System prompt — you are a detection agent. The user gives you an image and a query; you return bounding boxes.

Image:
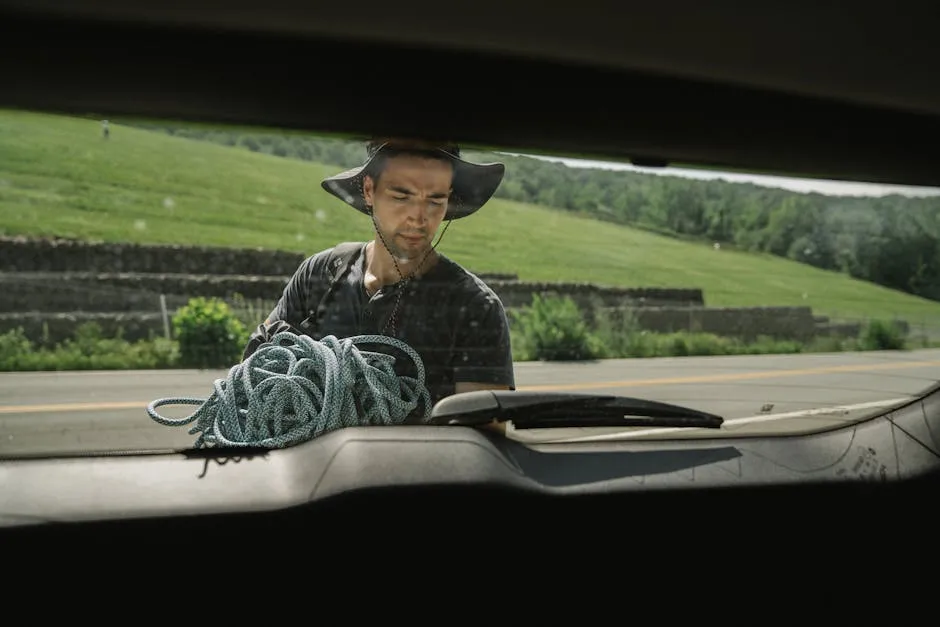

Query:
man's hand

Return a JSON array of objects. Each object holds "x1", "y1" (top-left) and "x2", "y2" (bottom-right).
[
  {"x1": 453, "y1": 382, "x2": 512, "y2": 435},
  {"x1": 242, "y1": 318, "x2": 306, "y2": 361},
  {"x1": 453, "y1": 382, "x2": 512, "y2": 394}
]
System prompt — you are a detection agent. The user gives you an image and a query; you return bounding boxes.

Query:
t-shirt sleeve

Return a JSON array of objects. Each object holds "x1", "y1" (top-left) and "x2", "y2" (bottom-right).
[
  {"x1": 267, "y1": 254, "x2": 322, "y2": 328},
  {"x1": 243, "y1": 254, "x2": 324, "y2": 359},
  {"x1": 451, "y1": 290, "x2": 516, "y2": 389}
]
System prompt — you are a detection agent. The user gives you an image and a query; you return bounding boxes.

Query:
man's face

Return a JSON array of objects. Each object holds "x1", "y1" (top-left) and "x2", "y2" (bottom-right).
[{"x1": 363, "y1": 153, "x2": 453, "y2": 261}]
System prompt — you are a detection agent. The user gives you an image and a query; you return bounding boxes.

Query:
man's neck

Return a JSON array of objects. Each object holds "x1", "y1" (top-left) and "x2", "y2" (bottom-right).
[{"x1": 364, "y1": 240, "x2": 439, "y2": 290}]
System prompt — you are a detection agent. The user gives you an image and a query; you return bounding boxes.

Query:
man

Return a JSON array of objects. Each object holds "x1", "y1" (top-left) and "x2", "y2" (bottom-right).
[{"x1": 244, "y1": 137, "x2": 515, "y2": 413}]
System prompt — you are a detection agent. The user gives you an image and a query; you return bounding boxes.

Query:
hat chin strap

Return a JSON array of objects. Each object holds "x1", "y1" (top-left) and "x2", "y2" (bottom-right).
[
  {"x1": 365, "y1": 206, "x2": 451, "y2": 337},
  {"x1": 367, "y1": 206, "x2": 452, "y2": 276},
  {"x1": 369, "y1": 210, "x2": 412, "y2": 265}
]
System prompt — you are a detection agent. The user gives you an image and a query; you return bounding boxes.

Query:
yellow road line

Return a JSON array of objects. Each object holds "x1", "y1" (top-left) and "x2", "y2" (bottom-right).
[
  {"x1": 0, "y1": 401, "x2": 153, "y2": 415},
  {"x1": 1, "y1": 359, "x2": 938, "y2": 414}
]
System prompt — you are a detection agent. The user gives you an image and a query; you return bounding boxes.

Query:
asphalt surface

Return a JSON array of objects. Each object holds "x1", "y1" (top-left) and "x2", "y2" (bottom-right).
[{"x1": 1, "y1": 349, "x2": 938, "y2": 455}]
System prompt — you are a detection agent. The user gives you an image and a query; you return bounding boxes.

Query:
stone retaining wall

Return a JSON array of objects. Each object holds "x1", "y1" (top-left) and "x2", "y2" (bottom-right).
[
  {"x1": 590, "y1": 306, "x2": 819, "y2": 342},
  {"x1": 0, "y1": 237, "x2": 827, "y2": 345},
  {"x1": 0, "y1": 235, "x2": 303, "y2": 276},
  {"x1": 0, "y1": 305, "x2": 826, "y2": 346},
  {"x1": 0, "y1": 312, "x2": 168, "y2": 346},
  {"x1": 0, "y1": 273, "x2": 283, "y2": 312},
  {"x1": 0, "y1": 236, "x2": 518, "y2": 280},
  {"x1": 492, "y1": 282, "x2": 704, "y2": 309},
  {"x1": 0, "y1": 272, "x2": 705, "y2": 313}
]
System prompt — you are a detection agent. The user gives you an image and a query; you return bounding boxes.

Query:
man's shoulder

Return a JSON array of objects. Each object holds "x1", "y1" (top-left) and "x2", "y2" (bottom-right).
[
  {"x1": 298, "y1": 241, "x2": 366, "y2": 277},
  {"x1": 438, "y1": 256, "x2": 506, "y2": 310},
  {"x1": 307, "y1": 241, "x2": 366, "y2": 262},
  {"x1": 329, "y1": 241, "x2": 367, "y2": 257}
]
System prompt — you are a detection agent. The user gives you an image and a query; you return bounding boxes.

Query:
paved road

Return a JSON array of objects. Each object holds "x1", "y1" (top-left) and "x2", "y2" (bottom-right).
[{"x1": 1, "y1": 349, "x2": 938, "y2": 455}]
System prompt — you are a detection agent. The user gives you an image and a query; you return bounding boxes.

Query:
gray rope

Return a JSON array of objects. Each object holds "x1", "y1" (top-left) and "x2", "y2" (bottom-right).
[{"x1": 147, "y1": 331, "x2": 433, "y2": 449}]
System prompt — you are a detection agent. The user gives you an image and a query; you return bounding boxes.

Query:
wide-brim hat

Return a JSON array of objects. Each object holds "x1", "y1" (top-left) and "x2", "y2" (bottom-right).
[{"x1": 321, "y1": 139, "x2": 505, "y2": 220}]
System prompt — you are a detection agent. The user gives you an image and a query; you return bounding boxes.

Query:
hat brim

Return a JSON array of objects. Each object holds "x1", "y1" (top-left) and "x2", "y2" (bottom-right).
[{"x1": 320, "y1": 147, "x2": 505, "y2": 220}]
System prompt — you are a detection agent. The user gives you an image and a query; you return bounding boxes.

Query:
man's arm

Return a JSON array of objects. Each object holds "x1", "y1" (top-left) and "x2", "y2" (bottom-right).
[
  {"x1": 242, "y1": 254, "x2": 320, "y2": 360},
  {"x1": 454, "y1": 381, "x2": 513, "y2": 393},
  {"x1": 455, "y1": 378, "x2": 512, "y2": 435},
  {"x1": 451, "y1": 291, "x2": 516, "y2": 393},
  {"x1": 450, "y1": 293, "x2": 515, "y2": 434}
]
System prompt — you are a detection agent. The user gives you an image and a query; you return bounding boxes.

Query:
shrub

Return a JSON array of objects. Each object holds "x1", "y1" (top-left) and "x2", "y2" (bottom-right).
[
  {"x1": 510, "y1": 294, "x2": 603, "y2": 361},
  {"x1": 172, "y1": 297, "x2": 248, "y2": 368},
  {"x1": 859, "y1": 319, "x2": 907, "y2": 351}
]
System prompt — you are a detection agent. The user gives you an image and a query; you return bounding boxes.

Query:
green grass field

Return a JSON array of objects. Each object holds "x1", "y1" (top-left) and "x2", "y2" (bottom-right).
[{"x1": 2, "y1": 108, "x2": 939, "y2": 323}]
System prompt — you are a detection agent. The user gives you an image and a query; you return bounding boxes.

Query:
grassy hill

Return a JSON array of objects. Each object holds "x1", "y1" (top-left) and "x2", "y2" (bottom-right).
[{"x1": 2, "y1": 108, "x2": 939, "y2": 323}]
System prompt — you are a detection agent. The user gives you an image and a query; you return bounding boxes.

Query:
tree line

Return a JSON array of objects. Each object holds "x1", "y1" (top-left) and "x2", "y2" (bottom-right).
[{"x1": 128, "y1": 122, "x2": 940, "y2": 302}]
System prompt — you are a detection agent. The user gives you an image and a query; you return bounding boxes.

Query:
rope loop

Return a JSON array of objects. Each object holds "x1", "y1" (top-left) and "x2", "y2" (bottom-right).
[{"x1": 147, "y1": 332, "x2": 433, "y2": 449}]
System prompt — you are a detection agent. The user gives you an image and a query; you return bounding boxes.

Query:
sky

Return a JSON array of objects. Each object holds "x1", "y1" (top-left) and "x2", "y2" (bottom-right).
[{"x1": 504, "y1": 152, "x2": 940, "y2": 198}]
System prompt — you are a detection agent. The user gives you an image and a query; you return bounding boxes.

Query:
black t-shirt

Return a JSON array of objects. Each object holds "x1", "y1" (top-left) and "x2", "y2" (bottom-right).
[{"x1": 252, "y1": 242, "x2": 515, "y2": 406}]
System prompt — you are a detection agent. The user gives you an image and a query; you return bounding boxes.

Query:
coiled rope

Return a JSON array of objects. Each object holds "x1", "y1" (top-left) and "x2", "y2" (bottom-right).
[{"x1": 147, "y1": 331, "x2": 433, "y2": 449}]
